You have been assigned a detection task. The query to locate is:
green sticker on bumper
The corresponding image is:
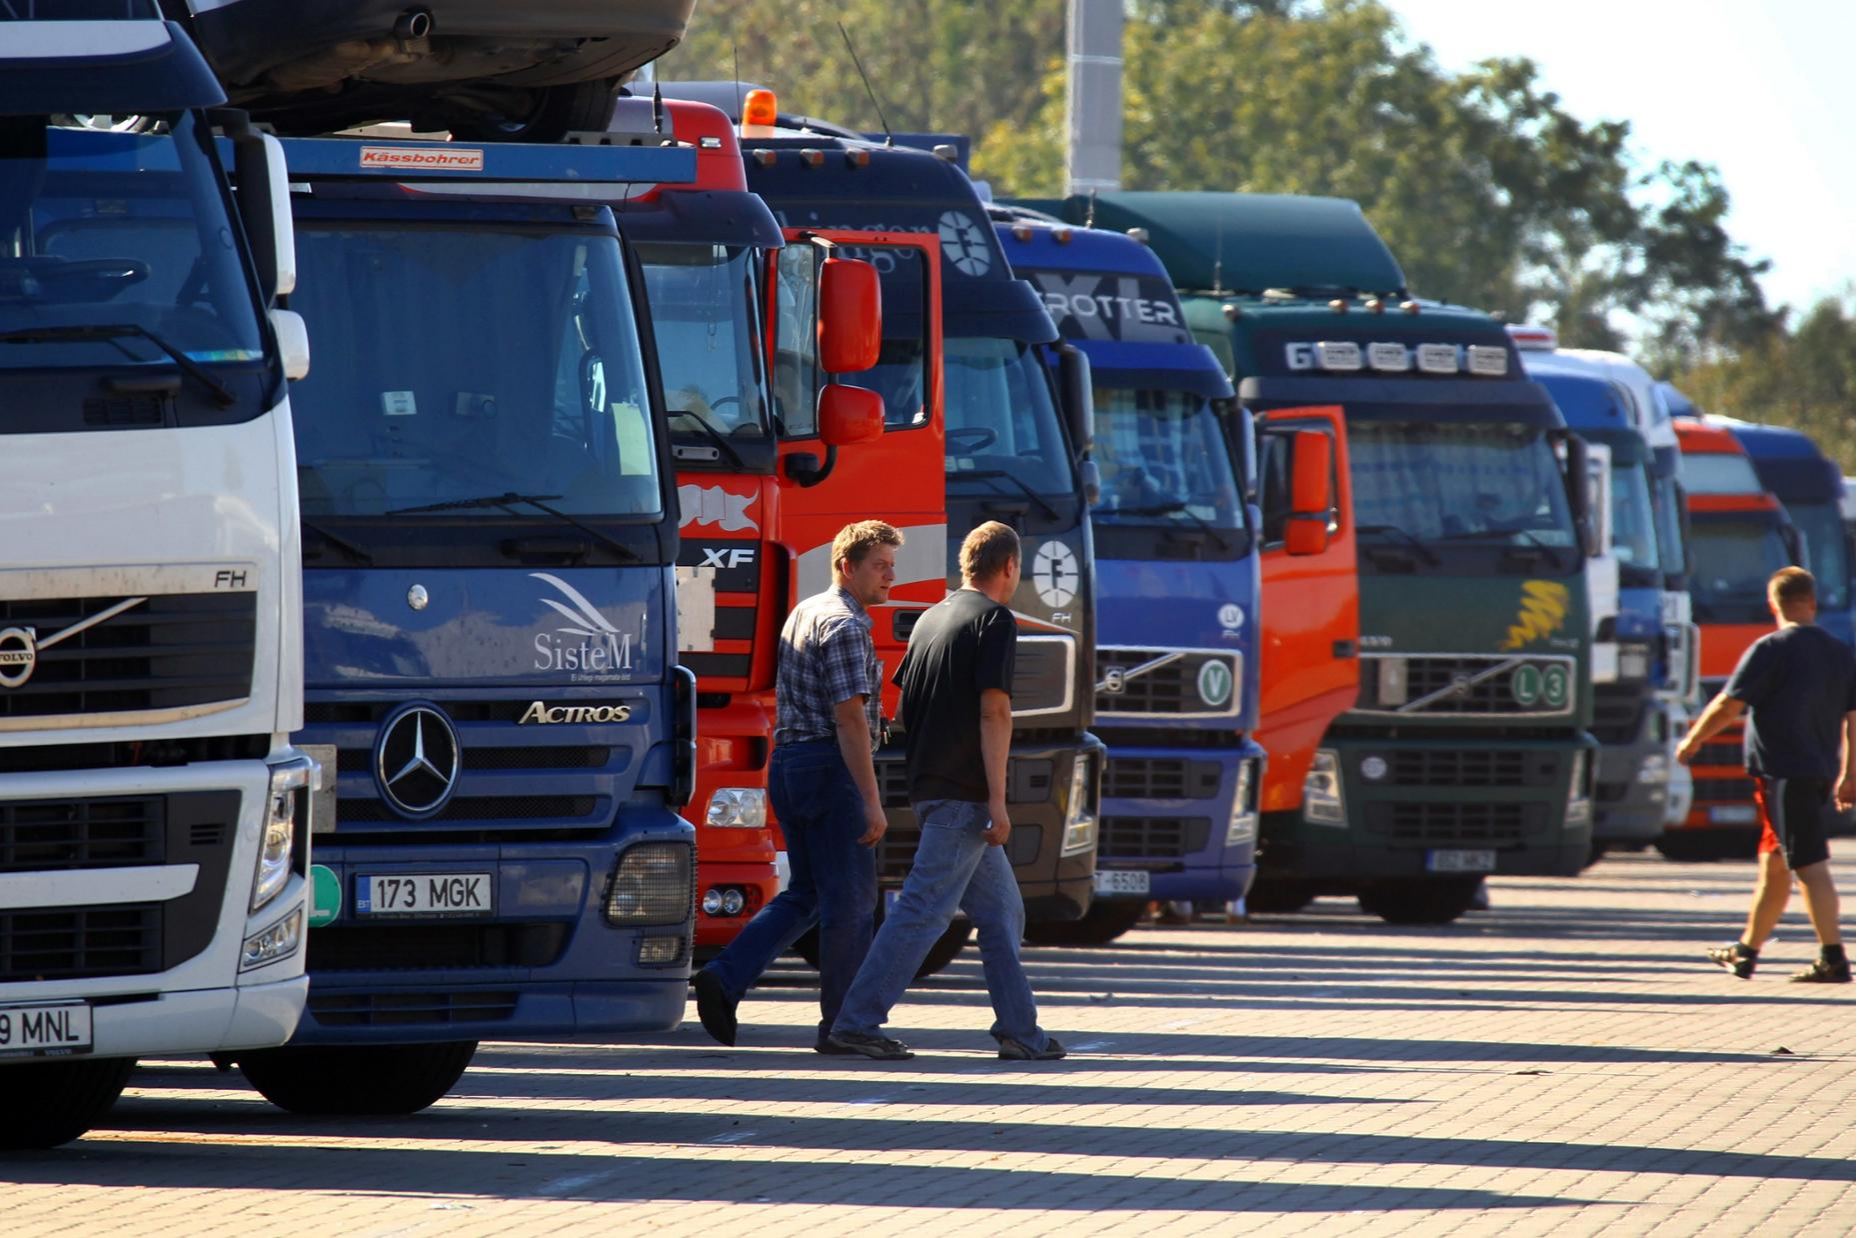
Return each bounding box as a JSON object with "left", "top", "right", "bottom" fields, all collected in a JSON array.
[{"left": 309, "top": 863, "right": 342, "bottom": 928}]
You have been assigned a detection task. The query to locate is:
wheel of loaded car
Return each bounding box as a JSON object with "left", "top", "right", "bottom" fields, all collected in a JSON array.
[{"left": 450, "top": 81, "right": 619, "bottom": 143}]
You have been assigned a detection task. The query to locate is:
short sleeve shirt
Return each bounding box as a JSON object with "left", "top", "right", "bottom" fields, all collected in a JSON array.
[
  {"left": 892, "top": 589, "right": 1017, "bottom": 803},
  {"left": 773, "top": 586, "right": 882, "bottom": 752},
  {"left": 1723, "top": 623, "right": 1855, "bottom": 779}
]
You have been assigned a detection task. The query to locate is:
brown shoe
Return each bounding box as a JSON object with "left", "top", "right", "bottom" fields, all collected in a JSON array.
[
  {"left": 1789, "top": 956, "right": 1852, "bottom": 984},
  {"left": 1706, "top": 942, "right": 1757, "bottom": 979}
]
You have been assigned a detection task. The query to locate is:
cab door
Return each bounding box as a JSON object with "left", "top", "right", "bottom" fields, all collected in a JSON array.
[
  {"left": 1253, "top": 406, "right": 1360, "bottom": 814},
  {"left": 766, "top": 230, "right": 946, "bottom": 719}
]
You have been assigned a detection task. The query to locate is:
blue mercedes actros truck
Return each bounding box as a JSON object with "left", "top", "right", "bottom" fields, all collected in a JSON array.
[
  {"left": 994, "top": 211, "right": 1262, "bottom": 943},
  {"left": 228, "top": 134, "right": 699, "bottom": 1115}
]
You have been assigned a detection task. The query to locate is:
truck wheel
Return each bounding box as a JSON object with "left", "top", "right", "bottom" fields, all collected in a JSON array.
[
  {"left": 1244, "top": 878, "right": 1316, "bottom": 914},
  {"left": 789, "top": 922, "right": 971, "bottom": 980},
  {"left": 1356, "top": 877, "right": 1483, "bottom": 925},
  {"left": 1583, "top": 840, "right": 1609, "bottom": 870},
  {"left": 1023, "top": 899, "right": 1147, "bottom": 946},
  {"left": 452, "top": 81, "right": 618, "bottom": 142},
  {"left": 0, "top": 1057, "right": 137, "bottom": 1149},
  {"left": 237, "top": 1042, "right": 478, "bottom": 1115}
]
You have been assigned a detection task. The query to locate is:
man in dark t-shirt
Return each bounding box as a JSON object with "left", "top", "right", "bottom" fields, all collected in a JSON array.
[
  {"left": 827, "top": 521, "right": 1063, "bottom": 1061},
  {"left": 1678, "top": 567, "right": 1856, "bottom": 982}
]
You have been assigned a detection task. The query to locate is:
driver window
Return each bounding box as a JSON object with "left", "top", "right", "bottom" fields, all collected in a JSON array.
[{"left": 771, "top": 245, "right": 819, "bottom": 437}]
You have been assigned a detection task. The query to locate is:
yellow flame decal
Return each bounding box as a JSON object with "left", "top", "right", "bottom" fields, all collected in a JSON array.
[{"left": 1501, "top": 580, "right": 1570, "bottom": 651}]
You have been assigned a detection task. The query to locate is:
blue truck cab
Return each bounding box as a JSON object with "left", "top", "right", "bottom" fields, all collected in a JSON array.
[
  {"left": 230, "top": 136, "right": 699, "bottom": 1116},
  {"left": 994, "top": 211, "right": 1262, "bottom": 943},
  {"left": 1721, "top": 419, "right": 1853, "bottom": 649}
]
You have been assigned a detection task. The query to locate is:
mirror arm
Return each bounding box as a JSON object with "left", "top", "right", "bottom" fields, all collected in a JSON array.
[{"left": 784, "top": 445, "right": 838, "bottom": 489}]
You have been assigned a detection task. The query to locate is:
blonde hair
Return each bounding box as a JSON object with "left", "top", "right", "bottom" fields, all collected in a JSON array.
[
  {"left": 960, "top": 520, "right": 1020, "bottom": 583},
  {"left": 1769, "top": 566, "right": 1816, "bottom": 609},
  {"left": 832, "top": 520, "right": 903, "bottom": 580}
]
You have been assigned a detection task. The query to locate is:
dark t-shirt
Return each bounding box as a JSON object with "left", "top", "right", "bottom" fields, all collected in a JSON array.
[
  {"left": 892, "top": 589, "right": 1017, "bottom": 803},
  {"left": 1724, "top": 623, "right": 1855, "bottom": 779}
]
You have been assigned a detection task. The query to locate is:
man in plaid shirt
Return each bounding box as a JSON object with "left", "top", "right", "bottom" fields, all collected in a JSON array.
[{"left": 693, "top": 520, "right": 904, "bottom": 1053}]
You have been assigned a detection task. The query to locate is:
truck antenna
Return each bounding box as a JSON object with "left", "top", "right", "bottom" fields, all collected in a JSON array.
[
  {"left": 1085, "top": 189, "right": 1096, "bottom": 229},
  {"left": 652, "top": 82, "right": 665, "bottom": 137},
  {"left": 1214, "top": 217, "right": 1226, "bottom": 294},
  {"left": 837, "top": 21, "right": 893, "bottom": 146},
  {"left": 732, "top": 43, "right": 742, "bottom": 128}
]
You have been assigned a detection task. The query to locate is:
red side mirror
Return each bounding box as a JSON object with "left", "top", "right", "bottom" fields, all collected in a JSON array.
[
  {"left": 817, "top": 383, "right": 884, "bottom": 447},
  {"left": 1286, "top": 429, "right": 1333, "bottom": 556},
  {"left": 819, "top": 256, "right": 881, "bottom": 374}
]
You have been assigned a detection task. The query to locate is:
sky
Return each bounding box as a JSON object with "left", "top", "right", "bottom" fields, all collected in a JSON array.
[{"left": 1383, "top": 0, "right": 1856, "bottom": 318}]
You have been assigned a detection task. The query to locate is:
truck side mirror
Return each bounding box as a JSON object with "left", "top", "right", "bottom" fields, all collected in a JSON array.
[
  {"left": 818, "top": 383, "right": 883, "bottom": 447},
  {"left": 1056, "top": 344, "right": 1093, "bottom": 457},
  {"left": 271, "top": 308, "right": 310, "bottom": 381},
  {"left": 1285, "top": 428, "right": 1333, "bottom": 557},
  {"left": 1078, "top": 456, "right": 1102, "bottom": 506},
  {"left": 221, "top": 115, "right": 296, "bottom": 304},
  {"left": 1562, "top": 433, "right": 1595, "bottom": 557},
  {"left": 818, "top": 257, "right": 881, "bottom": 374}
]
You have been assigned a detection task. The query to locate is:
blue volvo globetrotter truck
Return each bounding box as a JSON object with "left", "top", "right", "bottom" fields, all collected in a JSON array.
[
  {"left": 994, "top": 211, "right": 1262, "bottom": 943},
  {"left": 227, "top": 133, "right": 699, "bottom": 1115}
]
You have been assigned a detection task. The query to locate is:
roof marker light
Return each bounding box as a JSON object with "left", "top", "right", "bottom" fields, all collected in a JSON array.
[
  {"left": 799, "top": 148, "right": 825, "bottom": 168},
  {"left": 742, "top": 89, "right": 778, "bottom": 128},
  {"left": 1223, "top": 303, "right": 1241, "bottom": 321},
  {"left": 846, "top": 149, "right": 871, "bottom": 168},
  {"left": 1365, "top": 297, "right": 1384, "bottom": 313},
  {"left": 751, "top": 149, "right": 777, "bottom": 168},
  {"left": 1126, "top": 227, "right": 1149, "bottom": 245},
  {"left": 1054, "top": 228, "right": 1073, "bottom": 244},
  {"left": 1011, "top": 224, "right": 1033, "bottom": 242},
  {"left": 1400, "top": 300, "right": 1420, "bottom": 315},
  {"left": 1328, "top": 298, "right": 1347, "bottom": 314},
  {"left": 932, "top": 143, "right": 959, "bottom": 162}
]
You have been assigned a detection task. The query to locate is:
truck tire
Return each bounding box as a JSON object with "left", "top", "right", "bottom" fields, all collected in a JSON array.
[
  {"left": 789, "top": 920, "right": 971, "bottom": 980},
  {"left": 237, "top": 1042, "right": 478, "bottom": 1115},
  {"left": 1357, "top": 877, "right": 1483, "bottom": 925},
  {"left": 1244, "top": 878, "right": 1316, "bottom": 914},
  {"left": 1023, "top": 899, "right": 1147, "bottom": 946},
  {"left": 0, "top": 1057, "right": 137, "bottom": 1149},
  {"left": 452, "top": 81, "right": 618, "bottom": 143}
]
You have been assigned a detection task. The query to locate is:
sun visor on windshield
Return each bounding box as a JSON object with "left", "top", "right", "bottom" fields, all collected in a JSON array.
[
  {"left": 943, "top": 279, "right": 1057, "bottom": 344},
  {"left": 0, "top": 20, "right": 225, "bottom": 115},
  {"left": 1239, "top": 375, "right": 1565, "bottom": 428},
  {"left": 615, "top": 189, "right": 782, "bottom": 249},
  {"left": 1076, "top": 340, "right": 1235, "bottom": 401}
]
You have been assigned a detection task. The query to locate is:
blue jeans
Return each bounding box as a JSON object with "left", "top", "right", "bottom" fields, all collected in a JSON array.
[
  {"left": 703, "top": 740, "right": 877, "bottom": 1031},
  {"left": 832, "top": 798, "right": 1048, "bottom": 1050}
]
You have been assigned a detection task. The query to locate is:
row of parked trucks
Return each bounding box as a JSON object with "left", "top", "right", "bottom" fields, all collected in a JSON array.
[{"left": 4, "top": 3, "right": 1849, "bottom": 1148}]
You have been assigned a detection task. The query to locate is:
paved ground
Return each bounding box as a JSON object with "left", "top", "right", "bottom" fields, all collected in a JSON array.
[{"left": 4, "top": 843, "right": 1853, "bottom": 1236}]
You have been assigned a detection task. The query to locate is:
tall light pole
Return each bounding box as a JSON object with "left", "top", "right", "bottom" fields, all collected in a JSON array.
[{"left": 1065, "top": 0, "right": 1123, "bottom": 197}]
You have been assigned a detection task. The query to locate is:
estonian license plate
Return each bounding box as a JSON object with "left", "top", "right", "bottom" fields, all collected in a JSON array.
[
  {"left": 1426, "top": 849, "right": 1496, "bottom": 874},
  {"left": 1094, "top": 869, "right": 1151, "bottom": 897},
  {"left": 1709, "top": 805, "right": 1758, "bottom": 825},
  {"left": 0, "top": 1002, "right": 92, "bottom": 1058},
  {"left": 356, "top": 872, "right": 493, "bottom": 917}
]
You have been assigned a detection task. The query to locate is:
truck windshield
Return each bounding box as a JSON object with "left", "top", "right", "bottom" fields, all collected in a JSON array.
[
  {"left": 1092, "top": 386, "right": 1243, "bottom": 528},
  {"left": 1787, "top": 499, "right": 1853, "bottom": 612},
  {"left": 289, "top": 221, "right": 662, "bottom": 519},
  {"left": 638, "top": 242, "right": 766, "bottom": 438},
  {"left": 0, "top": 117, "right": 264, "bottom": 371},
  {"left": 944, "top": 337, "right": 1075, "bottom": 499},
  {"left": 1351, "top": 422, "right": 1576, "bottom": 552},
  {"left": 1612, "top": 459, "right": 1662, "bottom": 578},
  {"left": 1688, "top": 514, "right": 1791, "bottom": 623},
  {"left": 1681, "top": 452, "right": 1762, "bottom": 495}
]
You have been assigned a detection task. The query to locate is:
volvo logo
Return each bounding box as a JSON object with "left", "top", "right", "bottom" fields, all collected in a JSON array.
[
  {"left": 374, "top": 703, "right": 461, "bottom": 819},
  {"left": 1100, "top": 667, "right": 1126, "bottom": 694},
  {"left": 0, "top": 627, "right": 36, "bottom": 689}
]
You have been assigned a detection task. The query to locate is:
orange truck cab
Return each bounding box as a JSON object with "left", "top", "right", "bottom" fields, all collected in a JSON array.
[{"left": 1666, "top": 418, "right": 1803, "bottom": 859}]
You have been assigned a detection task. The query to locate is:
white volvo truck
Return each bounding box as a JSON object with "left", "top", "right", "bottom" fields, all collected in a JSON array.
[{"left": 0, "top": 10, "right": 314, "bottom": 1148}]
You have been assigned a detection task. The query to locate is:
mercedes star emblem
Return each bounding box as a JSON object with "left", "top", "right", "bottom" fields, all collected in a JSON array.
[{"left": 374, "top": 703, "right": 461, "bottom": 818}]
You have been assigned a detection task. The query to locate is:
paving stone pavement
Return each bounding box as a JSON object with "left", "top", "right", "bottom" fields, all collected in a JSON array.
[{"left": 3, "top": 843, "right": 1852, "bottom": 1236}]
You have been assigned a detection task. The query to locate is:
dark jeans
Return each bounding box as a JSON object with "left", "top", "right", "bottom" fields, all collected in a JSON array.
[{"left": 703, "top": 739, "right": 877, "bottom": 1031}]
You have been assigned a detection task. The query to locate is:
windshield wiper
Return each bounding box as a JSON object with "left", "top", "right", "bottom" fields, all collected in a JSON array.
[
  {"left": 300, "top": 519, "right": 374, "bottom": 565},
  {"left": 1116, "top": 501, "right": 1231, "bottom": 551},
  {"left": 958, "top": 469, "right": 1060, "bottom": 522},
  {"left": 669, "top": 409, "right": 745, "bottom": 470},
  {"left": 1355, "top": 523, "right": 1442, "bottom": 566},
  {"left": 383, "top": 492, "right": 640, "bottom": 563},
  {"left": 0, "top": 323, "right": 236, "bottom": 407},
  {"left": 1442, "top": 526, "right": 1568, "bottom": 570}
]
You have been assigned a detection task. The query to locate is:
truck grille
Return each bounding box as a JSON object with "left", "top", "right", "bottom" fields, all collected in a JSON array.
[
  {"left": 1104, "top": 757, "right": 1223, "bottom": 801},
  {"left": 1694, "top": 741, "right": 1743, "bottom": 769},
  {"left": 1094, "top": 647, "right": 1241, "bottom": 719},
  {"left": 0, "top": 906, "right": 160, "bottom": 982},
  {"left": 1356, "top": 654, "right": 1577, "bottom": 719},
  {"left": 308, "top": 924, "right": 569, "bottom": 971},
  {"left": 1099, "top": 815, "right": 1212, "bottom": 860},
  {"left": 0, "top": 592, "right": 256, "bottom": 722},
  {"left": 306, "top": 990, "right": 520, "bottom": 1026},
  {"left": 1385, "top": 749, "right": 1561, "bottom": 790},
  {"left": 1588, "top": 683, "right": 1646, "bottom": 745},
  {"left": 1366, "top": 802, "right": 1542, "bottom": 849},
  {"left": 0, "top": 796, "right": 165, "bottom": 873},
  {"left": 1011, "top": 635, "right": 1075, "bottom": 717},
  {"left": 1692, "top": 778, "right": 1755, "bottom": 803}
]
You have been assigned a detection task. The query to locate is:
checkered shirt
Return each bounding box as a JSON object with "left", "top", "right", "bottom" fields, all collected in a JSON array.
[{"left": 773, "top": 585, "right": 882, "bottom": 752}]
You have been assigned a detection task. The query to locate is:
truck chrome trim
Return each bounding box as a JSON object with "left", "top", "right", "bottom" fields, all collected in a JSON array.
[{"left": 1094, "top": 644, "right": 1244, "bottom": 721}]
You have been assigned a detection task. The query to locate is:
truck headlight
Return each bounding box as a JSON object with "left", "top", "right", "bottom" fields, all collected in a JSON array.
[
  {"left": 1059, "top": 755, "right": 1097, "bottom": 858},
  {"left": 252, "top": 758, "right": 312, "bottom": 913},
  {"left": 1617, "top": 642, "right": 1652, "bottom": 682},
  {"left": 603, "top": 843, "right": 693, "bottom": 926},
  {"left": 241, "top": 908, "right": 303, "bottom": 971},
  {"left": 705, "top": 787, "right": 767, "bottom": 829},
  {"left": 1226, "top": 759, "right": 1258, "bottom": 846},
  {"left": 1302, "top": 750, "right": 1345, "bottom": 826},
  {"left": 1565, "top": 750, "right": 1593, "bottom": 827},
  {"left": 1637, "top": 753, "right": 1667, "bottom": 785}
]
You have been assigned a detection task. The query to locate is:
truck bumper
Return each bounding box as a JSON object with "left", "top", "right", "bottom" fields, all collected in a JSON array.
[
  {"left": 1259, "top": 732, "right": 1593, "bottom": 885},
  {"left": 1096, "top": 739, "right": 1264, "bottom": 904},
  {"left": 296, "top": 808, "right": 694, "bottom": 1044},
  {"left": 1593, "top": 736, "right": 1669, "bottom": 843},
  {"left": 874, "top": 733, "right": 1103, "bottom": 925},
  {"left": 691, "top": 697, "right": 780, "bottom": 956}
]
